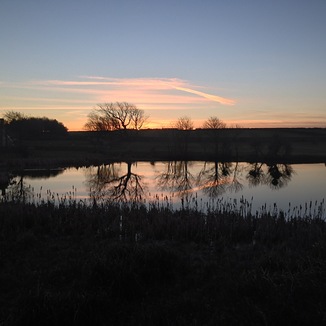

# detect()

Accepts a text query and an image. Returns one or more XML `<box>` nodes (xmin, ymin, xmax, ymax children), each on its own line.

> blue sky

<box><xmin>1</xmin><ymin>0</ymin><xmax>325</xmax><ymax>130</ymax></box>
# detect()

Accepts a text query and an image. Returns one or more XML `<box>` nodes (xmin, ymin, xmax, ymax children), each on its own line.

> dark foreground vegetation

<box><xmin>1</xmin><ymin>198</ymin><xmax>326</xmax><ymax>325</ymax></box>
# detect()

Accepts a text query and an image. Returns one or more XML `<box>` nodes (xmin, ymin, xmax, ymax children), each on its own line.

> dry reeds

<box><xmin>1</xmin><ymin>193</ymin><xmax>326</xmax><ymax>325</ymax></box>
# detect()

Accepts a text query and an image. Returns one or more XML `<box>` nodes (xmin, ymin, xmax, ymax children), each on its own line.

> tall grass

<box><xmin>1</xmin><ymin>189</ymin><xmax>325</xmax><ymax>243</ymax></box>
<box><xmin>1</xmin><ymin>194</ymin><xmax>326</xmax><ymax>325</ymax></box>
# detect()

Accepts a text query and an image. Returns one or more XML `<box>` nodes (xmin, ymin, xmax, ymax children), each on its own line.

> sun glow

<box><xmin>1</xmin><ymin>76</ymin><xmax>237</xmax><ymax>130</ymax></box>
<box><xmin>12</xmin><ymin>78</ymin><xmax>325</xmax><ymax>130</ymax></box>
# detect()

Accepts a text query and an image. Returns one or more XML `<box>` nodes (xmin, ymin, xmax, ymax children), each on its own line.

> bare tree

<box><xmin>175</xmin><ymin>116</ymin><xmax>194</xmax><ymax>130</ymax></box>
<box><xmin>203</xmin><ymin>116</ymin><xmax>226</xmax><ymax>129</ymax></box>
<box><xmin>84</xmin><ymin>111</ymin><xmax>118</xmax><ymax>131</ymax></box>
<box><xmin>229</xmin><ymin>123</ymin><xmax>242</xmax><ymax>129</ymax></box>
<box><xmin>84</xmin><ymin>102</ymin><xmax>148</xmax><ymax>131</ymax></box>
<box><xmin>2</xmin><ymin>111</ymin><xmax>27</xmax><ymax>124</ymax></box>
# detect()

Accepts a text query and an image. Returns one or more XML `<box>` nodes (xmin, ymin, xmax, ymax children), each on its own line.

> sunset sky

<box><xmin>1</xmin><ymin>0</ymin><xmax>325</xmax><ymax>130</ymax></box>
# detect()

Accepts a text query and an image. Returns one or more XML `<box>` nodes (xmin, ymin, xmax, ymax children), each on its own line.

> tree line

<box><xmin>1</xmin><ymin>102</ymin><xmax>229</xmax><ymax>139</ymax></box>
<box><xmin>84</xmin><ymin>102</ymin><xmax>228</xmax><ymax>131</ymax></box>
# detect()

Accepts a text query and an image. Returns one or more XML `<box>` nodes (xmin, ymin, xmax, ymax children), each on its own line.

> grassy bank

<box><xmin>1</xmin><ymin>199</ymin><xmax>326</xmax><ymax>325</ymax></box>
<box><xmin>1</xmin><ymin>128</ymin><xmax>326</xmax><ymax>169</ymax></box>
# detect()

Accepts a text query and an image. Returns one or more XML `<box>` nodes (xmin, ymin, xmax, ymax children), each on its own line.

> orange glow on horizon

<box><xmin>66</xmin><ymin>118</ymin><xmax>326</xmax><ymax>132</ymax></box>
<box><xmin>2</xmin><ymin>77</ymin><xmax>325</xmax><ymax>131</ymax></box>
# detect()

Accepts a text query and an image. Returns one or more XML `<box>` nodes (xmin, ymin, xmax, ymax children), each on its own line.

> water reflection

<box><xmin>196</xmin><ymin>161</ymin><xmax>242</xmax><ymax>198</ymax></box>
<box><xmin>85</xmin><ymin>162</ymin><xmax>145</xmax><ymax>202</ymax></box>
<box><xmin>246</xmin><ymin>163</ymin><xmax>293</xmax><ymax>189</ymax></box>
<box><xmin>83</xmin><ymin>160</ymin><xmax>295</xmax><ymax>203</ymax></box>
<box><xmin>0</xmin><ymin>168</ymin><xmax>64</xmax><ymax>200</ymax></box>
<box><xmin>156</xmin><ymin>161</ymin><xmax>196</xmax><ymax>196</ymax></box>
<box><xmin>0</xmin><ymin>161</ymin><xmax>302</xmax><ymax>204</ymax></box>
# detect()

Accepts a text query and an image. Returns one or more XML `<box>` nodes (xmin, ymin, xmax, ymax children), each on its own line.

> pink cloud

<box><xmin>31</xmin><ymin>76</ymin><xmax>236</xmax><ymax>106</ymax></box>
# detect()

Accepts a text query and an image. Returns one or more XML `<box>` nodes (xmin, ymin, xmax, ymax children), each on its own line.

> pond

<box><xmin>1</xmin><ymin>161</ymin><xmax>326</xmax><ymax>217</ymax></box>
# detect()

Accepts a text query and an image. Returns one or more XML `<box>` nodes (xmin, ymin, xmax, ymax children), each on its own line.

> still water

<box><xmin>2</xmin><ymin>161</ymin><xmax>326</xmax><ymax>217</ymax></box>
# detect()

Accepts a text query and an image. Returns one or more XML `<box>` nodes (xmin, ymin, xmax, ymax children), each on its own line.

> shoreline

<box><xmin>1</xmin><ymin>128</ymin><xmax>326</xmax><ymax>169</ymax></box>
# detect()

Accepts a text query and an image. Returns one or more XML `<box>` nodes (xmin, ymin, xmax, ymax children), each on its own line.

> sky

<box><xmin>1</xmin><ymin>0</ymin><xmax>326</xmax><ymax>131</ymax></box>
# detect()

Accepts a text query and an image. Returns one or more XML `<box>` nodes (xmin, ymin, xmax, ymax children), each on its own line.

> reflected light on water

<box><xmin>2</xmin><ymin>162</ymin><xmax>325</xmax><ymax>217</ymax></box>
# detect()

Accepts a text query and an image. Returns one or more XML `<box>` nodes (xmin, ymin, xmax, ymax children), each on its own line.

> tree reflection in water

<box><xmin>157</xmin><ymin>161</ymin><xmax>293</xmax><ymax>201</ymax></box>
<box><xmin>196</xmin><ymin>161</ymin><xmax>231</xmax><ymax>197</ymax></box>
<box><xmin>1</xmin><ymin>161</ymin><xmax>295</xmax><ymax>205</ymax></box>
<box><xmin>228</xmin><ymin>161</ymin><xmax>244</xmax><ymax>193</ymax></box>
<box><xmin>156</xmin><ymin>161</ymin><xmax>196</xmax><ymax>197</ymax></box>
<box><xmin>85</xmin><ymin>162</ymin><xmax>145</xmax><ymax>202</ymax></box>
<box><xmin>247</xmin><ymin>162</ymin><xmax>265</xmax><ymax>187</ymax></box>
<box><xmin>1</xmin><ymin>169</ymin><xmax>64</xmax><ymax>201</ymax></box>
<box><xmin>247</xmin><ymin>163</ymin><xmax>293</xmax><ymax>189</ymax></box>
<box><xmin>267</xmin><ymin>164</ymin><xmax>293</xmax><ymax>189</ymax></box>
<box><xmin>2</xmin><ymin>175</ymin><xmax>32</xmax><ymax>201</ymax></box>
<box><xmin>197</xmin><ymin>161</ymin><xmax>243</xmax><ymax>198</ymax></box>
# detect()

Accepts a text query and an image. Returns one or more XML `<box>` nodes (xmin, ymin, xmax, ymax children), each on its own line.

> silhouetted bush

<box><xmin>7</xmin><ymin>117</ymin><xmax>67</xmax><ymax>140</ymax></box>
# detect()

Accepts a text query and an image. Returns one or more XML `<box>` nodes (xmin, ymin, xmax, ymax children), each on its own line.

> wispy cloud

<box><xmin>173</xmin><ymin>86</ymin><xmax>235</xmax><ymax>105</ymax></box>
<box><xmin>28</xmin><ymin>76</ymin><xmax>236</xmax><ymax>106</ymax></box>
<box><xmin>0</xmin><ymin>76</ymin><xmax>236</xmax><ymax>130</ymax></box>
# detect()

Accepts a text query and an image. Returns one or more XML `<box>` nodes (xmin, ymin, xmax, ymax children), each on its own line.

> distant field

<box><xmin>1</xmin><ymin>128</ymin><xmax>326</xmax><ymax>168</ymax></box>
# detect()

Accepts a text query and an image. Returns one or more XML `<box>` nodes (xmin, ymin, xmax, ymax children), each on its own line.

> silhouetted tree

<box><xmin>174</xmin><ymin>116</ymin><xmax>194</xmax><ymax>130</ymax></box>
<box><xmin>84</xmin><ymin>111</ymin><xmax>118</xmax><ymax>131</ymax></box>
<box><xmin>203</xmin><ymin>116</ymin><xmax>226</xmax><ymax>129</ymax></box>
<box><xmin>2</xmin><ymin>111</ymin><xmax>26</xmax><ymax>123</ymax></box>
<box><xmin>84</xmin><ymin>102</ymin><xmax>148</xmax><ymax>131</ymax></box>
<box><xmin>2</xmin><ymin>111</ymin><xmax>67</xmax><ymax>139</ymax></box>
